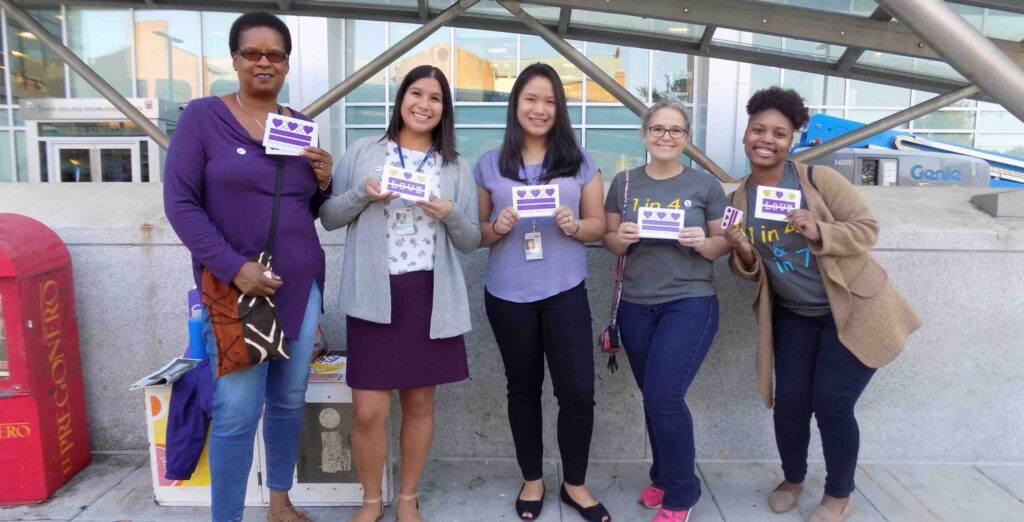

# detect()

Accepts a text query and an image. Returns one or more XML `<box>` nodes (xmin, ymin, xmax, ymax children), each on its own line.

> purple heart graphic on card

<box><xmin>403</xmin><ymin>171</ymin><xmax>413</xmax><ymax>180</ymax></box>
<box><xmin>643</xmin><ymin>211</ymin><xmax>653</xmax><ymax>219</ymax></box>
<box><xmin>303</xmin><ymin>125</ymin><xmax>314</xmax><ymax>134</ymax></box>
<box><xmin>670</xmin><ymin>213</ymin><xmax>680</xmax><ymax>220</ymax></box>
<box><xmin>264</xmin><ymin>113</ymin><xmax>318</xmax><ymax>151</ymax></box>
<box><xmin>384</xmin><ymin>166</ymin><xmax>428</xmax><ymax>200</ymax></box>
<box><xmin>657</xmin><ymin>212</ymin><xmax>666</xmax><ymax>220</ymax></box>
<box><xmin>272</xmin><ymin>118</ymin><xmax>283</xmax><ymax>128</ymax></box>
<box><xmin>287</xmin><ymin>122</ymin><xmax>298</xmax><ymax>131</ymax></box>
<box><xmin>513</xmin><ymin>184</ymin><xmax>560</xmax><ymax>217</ymax></box>
<box><xmin>721</xmin><ymin>206</ymin><xmax>744</xmax><ymax>229</ymax></box>
<box><xmin>638</xmin><ymin>205</ymin><xmax>684</xmax><ymax>239</ymax></box>
<box><xmin>755</xmin><ymin>186</ymin><xmax>801</xmax><ymax>221</ymax></box>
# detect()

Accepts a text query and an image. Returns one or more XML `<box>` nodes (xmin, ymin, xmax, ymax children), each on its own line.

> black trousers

<box><xmin>484</xmin><ymin>282</ymin><xmax>595</xmax><ymax>486</ymax></box>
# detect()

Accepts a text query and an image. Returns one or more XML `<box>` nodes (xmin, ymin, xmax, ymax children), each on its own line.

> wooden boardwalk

<box><xmin>2</xmin><ymin>454</ymin><xmax>1022</xmax><ymax>521</ymax></box>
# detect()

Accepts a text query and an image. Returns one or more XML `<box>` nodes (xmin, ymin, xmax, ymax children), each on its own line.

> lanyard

<box><xmin>398</xmin><ymin>144</ymin><xmax>436</xmax><ymax>173</ymax></box>
<box><xmin>520</xmin><ymin>164</ymin><xmax>544</xmax><ymax>231</ymax></box>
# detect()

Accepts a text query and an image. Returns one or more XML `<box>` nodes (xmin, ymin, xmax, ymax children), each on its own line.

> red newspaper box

<box><xmin>0</xmin><ymin>213</ymin><xmax>91</xmax><ymax>505</ymax></box>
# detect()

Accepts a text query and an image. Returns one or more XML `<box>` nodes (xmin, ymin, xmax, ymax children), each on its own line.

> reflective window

<box><xmin>389</xmin><ymin>23</ymin><xmax>451</xmax><ymax>94</ymax></box>
<box><xmin>782</xmin><ymin>71</ymin><xmax>829</xmax><ymax>106</ymax></box>
<box><xmin>984</xmin><ymin>9</ymin><xmax>1024</xmax><ymax>41</ymax></box>
<box><xmin>916</xmin><ymin>133</ymin><xmax>973</xmax><ymax>148</ymax></box>
<box><xmin>585</xmin><ymin>129</ymin><xmax>647</xmax><ymax>181</ymax></box>
<box><xmin>345</xmin><ymin>19</ymin><xmax>387</xmax><ymax>102</ymax></box>
<box><xmin>134</xmin><ymin>11</ymin><xmax>201</xmax><ymax>102</ymax></box>
<box><xmin>454</xmin><ymin>106</ymin><xmax>506</xmax><ymax>125</ymax></box>
<box><xmin>652</xmin><ymin>51</ymin><xmax>692</xmax><ymax>102</ymax></box>
<box><xmin>520</xmin><ymin>36</ymin><xmax>583</xmax><ymax>102</ymax></box>
<box><xmin>0</xmin><ymin>131</ymin><xmax>11</xmax><ymax>182</ymax></box>
<box><xmin>974</xmin><ymin>134</ymin><xmax>1024</xmax><ymax>157</ymax></box>
<box><xmin>0</xmin><ymin>21</ymin><xmax>6</xmax><ymax>105</ymax></box>
<box><xmin>848</xmin><ymin>80</ymin><xmax>910</xmax><ymax>107</ymax></box>
<box><xmin>750</xmin><ymin>65</ymin><xmax>781</xmax><ymax>93</ymax></box>
<box><xmin>977</xmin><ymin>112</ymin><xmax>1024</xmax><ymax>132</ymax></box>
<box><xmin>912</xmin><ymin>111</ymin><xmax>976</xmax><ymax>131</ymax></box>
<box><xmin>346</xmin><ymin>128</ymin><xmax>383</xmax><ymax>148</ymax></box>
<box><xmin>7</xmin><ymin>8</ymin><xmax>65</xmax><ymax>101</ymax></box>
<box><xmin>67</xmin><ymin>8</ymin><xmax>133</xmax><ymax>98</ymax></box>
<box><xmin>14</xmin><ymin>133</ymin><xmax>27</xmax><ymax>182</ymax></box>
<box><xmin>585</xmin><ymin>43</ymin><xmax>648</xmax><ymax>103</ymax></box>
<box><xmin>847</xmin><ymin>109</ymin><xmax>906</xmax><ymax>128</ymax></box>
<box><xmin>453</xmin><ymin>29</ymin><xmax>515</xmax><ymax>102</ymax></box>
<box><xmin>346</xmin><ymin>106</ymin><xmax>387</xmax><ymax>125</ymax></box>
<box><xmin>586</xmin><ymin>106</ymin><xmax>640</xmax><ymax>126</ymax></box>
<box><xmin>456</xmin><ymin>128</ymin><xmax>503</xmax><ymax>161</ymax></box>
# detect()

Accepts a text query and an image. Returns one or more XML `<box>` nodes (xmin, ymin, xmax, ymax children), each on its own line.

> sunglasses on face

<box><xmin>235</xmin><ymin>48</ymin><xmax>288</xmax><ymax>63</ymax></box>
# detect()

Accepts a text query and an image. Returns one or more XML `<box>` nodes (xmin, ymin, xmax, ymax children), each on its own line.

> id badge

<box><xmin>394</xmin><ymin>207</ymin><xmax>416</xmax><ymax>236</ymax></box>
<box><xmin>524</xmin><ymin>231</ymin><xmax>544</xmax><ymax>261</ymax></box>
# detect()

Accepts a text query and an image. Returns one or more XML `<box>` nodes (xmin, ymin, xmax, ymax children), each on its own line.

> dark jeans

<box><xmin>618</xmin><ymin>295</ymin><xmax>719</xmax><ymax>511</ymax></box>
<box><xmin>772</xmin><ymin>304</ymin><xmax>876</xmax><ymax>499</ymax></box>
<box><xmin>484</xmin><ymin>282</ymin><xmax>595</xmax><ymax>486</ymax></box>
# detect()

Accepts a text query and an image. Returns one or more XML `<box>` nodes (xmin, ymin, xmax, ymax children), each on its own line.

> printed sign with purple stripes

<box><xmin>512</xmin><ymin>184</ymin><xmax>560</xmax><ymax>218</ymax></box>
<box><xmin>262</xmin><ymin>113</ymin><xmax>319</xmax><ymax>156</ymax></box>
<box><xmin>637</xmin><ymin>206</ymin><xmax>685</xmax><ymax>240</ymax></box>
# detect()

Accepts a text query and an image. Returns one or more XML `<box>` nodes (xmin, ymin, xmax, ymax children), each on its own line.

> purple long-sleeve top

<box><xmin>163</xmin><ymin>96</ymin><xmax>329</xmax><ymax>338</ymax></box>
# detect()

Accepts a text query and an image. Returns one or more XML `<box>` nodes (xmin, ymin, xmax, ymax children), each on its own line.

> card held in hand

<box><xmin>637</xmin><ymin>206</ymin><xmax>685</xmax><ymax>240</ymax></box>
<box><xmin>512</xmin><ymin>184</ymin><xmax>560</xmax><ymax>218</ymax></box>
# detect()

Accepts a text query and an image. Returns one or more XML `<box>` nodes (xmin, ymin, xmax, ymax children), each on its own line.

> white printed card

<box><xmin>382</xmin><ymin>165</ymin><xmax>432</xmax><ymax>202</ymax></box>
<box><xmin>262</xmin><ymin>113</ymin><xmax>318</xmax><ymax>154</ymax></box>
<box><xmin>721</xmin><ymin>206</ymin><xmax>744</xmax><ymax>229</ymax></box>
<box><xmin>512</xmin><ymin>184</ymin><xmax>560</xmax><ymax>218</ymax></box>
<box><xmin>637</xmin><ymin>206</ymin><xmax>685</xmax><ymax>240</ymax></box>
<box><xmin>754</xmin><ymin>187</ymin><xmax>801</xmax><ymax>222</ymax></box>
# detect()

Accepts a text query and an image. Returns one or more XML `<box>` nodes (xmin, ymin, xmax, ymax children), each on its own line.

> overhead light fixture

<box><xmin>11</xmin><ymin>50</ymin><xmax>27</xmax><ymax>58</ymax></box>
<box><xmin>668</xmin><ymin>27</ymin><xmax>689</xmax><ymax>33</ymax></box>
<box><xmin>487</xmin><ymin>47</ymin><xmax>508</xmax><ymax>54</ymax></box>
<box><xmin>17</xmin><ymin>31</ymin><xmax>36</xmax><ymax>39</ymax></box>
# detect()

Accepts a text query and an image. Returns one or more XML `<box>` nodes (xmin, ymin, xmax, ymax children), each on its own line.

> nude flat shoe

<box><xmin>807</xmin><ymin>498</ymin><xmax>853</xmax><ymax>522</ymax></box>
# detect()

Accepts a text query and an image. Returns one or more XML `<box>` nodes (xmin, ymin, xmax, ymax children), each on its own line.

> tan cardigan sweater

<box><xmin>729</xmin><ymin>162</ymin><xmax>921</xmax><ymax>408</ymax></box>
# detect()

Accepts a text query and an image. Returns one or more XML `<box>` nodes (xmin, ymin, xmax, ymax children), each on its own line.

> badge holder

<box><xmin>394</xmin><ymin>206</ymin><xmax>416</xmax><ymax>236</ymax></box>
<box><xmin>524</xmin><ymin>220</ymin><xmax>544</xmax><ymax>261</ymax></box>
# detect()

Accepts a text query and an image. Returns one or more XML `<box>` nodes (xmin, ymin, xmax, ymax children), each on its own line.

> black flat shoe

<box><xmin>560</xmin><ymin>484</ymin><xmax>611</xmax><ymax>522</ymax></box>
<box><xmin>516</xmin><ymin>482</ymin><xmax>545</xmax><ymax>520</ymax></box>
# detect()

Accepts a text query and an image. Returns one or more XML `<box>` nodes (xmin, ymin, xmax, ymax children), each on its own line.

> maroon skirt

<box><xmin>346</xmin><ymin>270</ymin><xmax>469</xmax><ymax>390</ymax></box>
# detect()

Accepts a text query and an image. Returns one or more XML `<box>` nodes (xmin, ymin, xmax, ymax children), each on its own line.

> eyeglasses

<box><xmin>647</xmin><ymin>126</ymin><xmax>690</xmax><ymax>139</ymax></box>
<box><xmin>235</xmin><ymin>48</ymin><xmax>288</xmax><ymax>63</ymax></box>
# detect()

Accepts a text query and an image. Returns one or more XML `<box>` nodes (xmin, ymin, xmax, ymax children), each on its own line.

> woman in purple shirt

<box><xmin>474</xmin><ymin>63</ymin><xmax>610</xmax><ymax>522</ymax></box>
<box><xmin>163</xmin><ymin>12</ymin><xmax>332</xmax><ymax>522</ymax></box>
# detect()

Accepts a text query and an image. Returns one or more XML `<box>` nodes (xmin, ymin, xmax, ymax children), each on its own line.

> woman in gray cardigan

<box><xmin>320</xmin><ymin>65</ymin><xmax>479</xmax><ymax>522</ymax></box>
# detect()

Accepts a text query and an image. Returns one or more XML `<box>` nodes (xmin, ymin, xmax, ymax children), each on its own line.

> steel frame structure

<box><xmin>4</xmin><ymin>0</ymin><xmax>1023</xmax><ymax>174</ymax></box>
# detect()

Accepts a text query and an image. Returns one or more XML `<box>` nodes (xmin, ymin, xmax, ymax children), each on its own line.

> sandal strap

<box><xmin>398</xmin><ymin>492</ymin><xmax>419</xmax><ymax>500</ymax></box>
<box><xmin>267</xmin><ymin>506</ymin><xmax>312</xmax><ymax>521</ymax></box>
<box><xmin>363</xmin><ymin>497</ymin><xmax>383</xmax><ymax>504</ymax></box>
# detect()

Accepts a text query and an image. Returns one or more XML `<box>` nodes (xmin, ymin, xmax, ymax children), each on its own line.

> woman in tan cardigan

<box><xmin>724</xmin><ymin>87</ymin><xmax>920</xmax><ymax>522</ymax></box>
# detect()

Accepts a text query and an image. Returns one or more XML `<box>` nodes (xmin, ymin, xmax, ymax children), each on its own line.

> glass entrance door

<box><xmin>49</xmin><ymin>142</ymin><xmax>141</xmax><ymax>183</ymax></box>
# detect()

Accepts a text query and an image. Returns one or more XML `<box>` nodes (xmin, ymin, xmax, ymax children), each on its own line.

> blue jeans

<box><xmin>772</xmin><ymin>305</ymin><xmax>875</xmax><ymax>499</ymax></box>
<box><xmin>202</xmin><ymin>283</ymin><xmax>321</xmax><ymax>522</ymax></box>
<box><xmin>617</xmin><ymin>295</ymin><xmax>719</xmax><ymax>511</ymax></box>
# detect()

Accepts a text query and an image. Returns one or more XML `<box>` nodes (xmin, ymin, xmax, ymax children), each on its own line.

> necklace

<box><xmin>235</xmin><ymin>92</ymin><xmax>268</xmax><ymax>131</ymax></box>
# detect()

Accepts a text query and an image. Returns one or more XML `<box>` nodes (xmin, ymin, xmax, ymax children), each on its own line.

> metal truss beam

<box><xmin>876</xmin><ymin>0</ymin><xmax>1024</xmax><ymax>122</ymax></box>
<box><xmin>791</xmin><ymin>84</ymin><xmax>981</xmax><ymax>163</ymax></box>
<box><xmin>496</xmin><ymin>0</ymin><xmax>735</xmax><ymax>183</ymax></box>
<box><xmin>525</xmin><ymin>0</ymin><xmax>1024</xmax><ymax>68</ymax></box>
<box><xmin>302</xmin><ymin>0</ymin><xmax>478</xmax><ymax>117</ymax></box>
<box><xmin>835</xmin><ymin>7</ymin><xmax>893</xmax><ymax>74</ymax></box>
<box><xmin>0</xmin><ymin>0</ymin><xmax>171</xmax><ymax>149</ymax></box>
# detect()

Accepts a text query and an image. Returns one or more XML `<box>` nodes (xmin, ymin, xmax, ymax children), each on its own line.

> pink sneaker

<box><xmin>637</xmin><ymin>485</ymin><xmax>664</xmax><ymax>509</ymax></box>
<box><xmin>652</xmin><ymin>507</ymin><xmax>691</xmax><ymax>522</ymax></box>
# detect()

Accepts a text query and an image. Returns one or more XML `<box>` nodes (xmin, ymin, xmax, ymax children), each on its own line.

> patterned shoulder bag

<box><xmin>597</xmin><ymin>169</ymin><xmax>631</xmax><ymax>373</ymax></box>
<box><xmin>201</xmin><ymin>158</ymin><xmax>290</xmax><ymax>377</ymax></box>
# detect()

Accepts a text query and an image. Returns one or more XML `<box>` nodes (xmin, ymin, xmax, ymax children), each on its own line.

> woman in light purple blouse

<box><xmin>163</xmin><ymin>12</ymin><xmax>332</xmax><ymax>522</ymax></box>
<box><xmin>474</xmin><ymin>63</ymin><xmax>610</xmax><ymax>522</ymax></box>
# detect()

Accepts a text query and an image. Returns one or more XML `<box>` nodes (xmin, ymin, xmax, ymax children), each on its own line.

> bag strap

<box><xmin>265</xmin><ymin>158</ymin><xmax>285</xmax><ymax>255</ymax></box>
<box><xmin>808</xmin><ymin>164</ymin><xmax>817</xmax><ymax>191</ymax></box>
<box><xmin>607</xmin><ymin>169</ymin><xmax>632</xmax><ymax>327</ymax></box>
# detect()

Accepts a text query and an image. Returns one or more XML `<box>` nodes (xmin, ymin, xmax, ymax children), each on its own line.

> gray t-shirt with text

<box><xmin>744</xmin><ymin>163</ymin><xmax>830</xmax><ymax>316</ymax></box>
<box><xmin>605</xmin><ymin>166</ymin><xmax>727</xmax><ymax>305</ymax></box>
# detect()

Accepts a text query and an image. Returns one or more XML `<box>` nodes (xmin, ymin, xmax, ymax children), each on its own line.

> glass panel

<box><xmin>912</xmin><ymin>111</ymin><xmax>975</xmax><ymax>130</ymax></box>
<box><xmin>651</xmin><ymin>51</ymin><xmax>692</xmax><ymax>102</ymax></box>
<box><xmin>59</xmin><ymin>148</ymin><xmax>92</xmax><ymax>182</ymax></box>
<box><xmin>346</xmin><ymin>106</ymin><xmax>386</xmax><ymax>125</ymax></box>
<box><xmin>857</xmin><ymin>52</ymin><xmax>965</xmax><ymax>81</ymax></box>
<box><xmin>389</xmin><ymin>24</ymin><xmax>451</xmax><ymax>92</ymax></box>
<box><xmin>12</xmin><ymin>110</ymin><xmax>23</xmax><ymax>127</ymax></box>
<box><xmin>100</xmin><ymin>148</ymin><xmax>132</xmax><ymax>182</ymax></box>
<box><xmin>520</xmin><ymin>36</ymin><xmax>583</xmax><ymax>102</ymax></box>
<box><xmin>572</xmin><ymin>9</ymin><xmax>704</xmax><ymax>39</ymax></box>
<box><xmin>67</xmin><ymin>8</ymin><xmax>133</xmax><ymax>98</ymax></box>
<box><xmin>345</xmin><ymin>19</ymin><xmax>386</xmax><ymax>102</ymax></box>
<box><xmin>466</xmin><ymin>2</ymin><xmax>560</xmax><ymax>22</ymax></box>
<box><xmin>783</xmin><ymin>70</ymin><xmax>828</xmax><ymax>106</ymax></box>
<box><xmin>974</xmin><ymin>133</ymin><xmax>1024</xmax><ymax>157</ymax></box>
<box><xmin>760</xmin><ymin>0</ymin><xmax>865</xmax><ymax>14</ymax></box>
<box><xmin>0</xmin><ymin>22</ymin><xmax>6</xmax><ymax>104</ymax></box>
<box><xmin>585</xmin><ymin>43</ymin><xmax>648</xmax><ymax>103</ymax></box>
<box><xmin>751</xmin><ymin>65</ymin><xmax>781</xmax><ymax>92</ymax></box>
<box><xmin>140</xmin><ymin>140</ymin><xmax>150</xmax><ymax>182</ymax></box>
<box><xmin>14</xmin><ymin>132</ymin><xmax>26</xmax><ymax>182</ymax></box>
<box><xmin>456</xmin><ymin>128</ymin><xmax>503</xmax><ymax>161</ymax></box>
<box><xmin>825</xmin><ymin>77</ymin><xmax>845</xmax><ymax>106</ymax></box>
<box><xmin>0</xmin><ymin>131</ymin><xmax>11</xmax><ymax>182</ymax></box>
<box><xmin>453</xmin><ymin>105</ymin><xmax>505</xmax><ymax>125</ymax></box>
<box><xmin>915</xmin><ymin>132</ymin><xmax>973</xmax><ymax>147</ymax></box>
<box><xmin>913</xmin><ymin>90</ymin><xmax>974</xmax><ymax>107</ymax></box>
<box><xmin>983</xmin><ymin>9</ymin><xmax>1024</xmax><ymax>41</ymax></box>
<box><xmin>7</xmin><ymin>9</ymin><xmax>65</xmax><ymax>101</ymax></box>
<box><xmin>847</xmin><ymin>109</ymin><xmax>910</xmax><ymax>130</ymax></box>
<box><xmin>0</xmin><ymin>110</ymin><xmax>8</xmax><ymax>127</ymax></box>
<box><xmin>453</xmin><ymin>28</ymin><xmax>515</xmax><ymax>102</ymax></box>
<box><xmin>346</xmin><ymin>128</ymin><xmax>383</xmax><ymax>147</ymax></box>
<box><xmin>848</xmin><ymin>80</ymin><xmax>911</xmax><ymax>107</ymax></box>
<box><xmin>134</xmin><ymin>11</ymin><xmax>202</xmax><ymax>103</ymax></box>
<box><xmin>721</xmin><ymin>32</ymin><xmax>845</xmax><ymax>61</ymax></box>
<box><xmin>586</xmin><ymin>106</ymin><xmax>641</xmax><ymax>126</ymax></box>
<box><xmin>568</xmin><ymin>106</ymin><xmax>582</xmax><ymax>126</ymax></box>
<box><xmin>977</xmin><ymin>112</ymin><xmax>1024</xmax><ymax>132</ymax></box>
<box><xmin>585</xmin><ymin>129</ymin><xmax>647</xmax><ymax>181</ymax></box>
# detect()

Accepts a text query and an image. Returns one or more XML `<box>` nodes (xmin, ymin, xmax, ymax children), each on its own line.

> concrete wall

<box><xmin>1</xmin><ymin>184</ymin><xmax>1022</xmax><ymax>463</ymax></box>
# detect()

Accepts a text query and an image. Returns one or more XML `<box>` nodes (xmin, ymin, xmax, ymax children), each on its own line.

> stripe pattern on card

<box><xmin>382</xmin><ymin>165</ymin><xmax>431</xmax><ymax>202</ymax></box>
<box><xmin>754</xmin><ymin>187</ymin><xmax>801</xmax><ymax>222</ymax></box>
<box><xmin>513</xmin><ymin>184</ymin><xmax>560</xmax><ymax>218</ymax></box>
<box><xmin>638</xmin><ymin>206</ymin><xmax>684</xmax><ymax>240</ymax></box>
<box><xmin>721</xmin><ymin>206</ymin><xmax>744</xmax><ymax>229</ymax></box>
<box><xmin>262</xmin><ymin>113</ymin><xmax>318</xmax><ymax>155</ymax></box>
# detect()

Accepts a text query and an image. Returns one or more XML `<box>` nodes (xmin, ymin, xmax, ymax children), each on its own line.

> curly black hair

<box><xmin>746</xmin><ymin>87</ymin><xmax>809</xmax><ymax>130</ymax></box>
<box><xmin>229</xmin><ymin>11</ymin><xmax>292</xmax><ymax>56</ymax></box>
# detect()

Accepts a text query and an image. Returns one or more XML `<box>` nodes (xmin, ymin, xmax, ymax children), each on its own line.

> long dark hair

<box><xmin>385</xmin><ymin>65</ymin><xmax>458</xmax><ymax>165</ymax></box>
<box><xmin>498</xmin><ymin>63</ymin><xmax>582</xmax><ymax>182</ymax></box>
